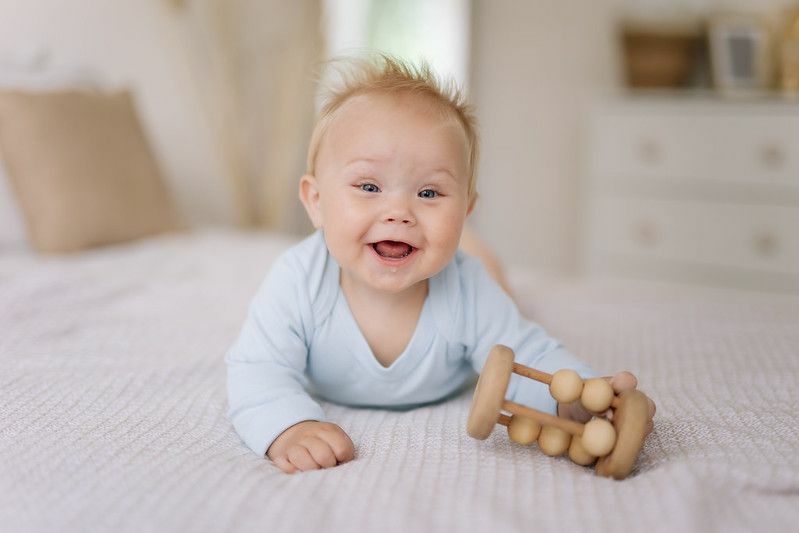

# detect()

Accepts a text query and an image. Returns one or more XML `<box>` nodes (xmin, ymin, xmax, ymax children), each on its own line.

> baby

<box><xmin>226</xmin><ymin>55</ymin><xmax>654</xmax><ymax>473</ymax></box>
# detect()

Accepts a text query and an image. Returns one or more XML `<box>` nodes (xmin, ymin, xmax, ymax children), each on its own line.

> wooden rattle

<box><xmin>467</xmin><ymin>345</ymin><xmax>650</xmax><ymax>479</ymax></box>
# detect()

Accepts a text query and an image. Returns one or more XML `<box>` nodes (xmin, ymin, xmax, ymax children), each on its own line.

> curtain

<box><xmin>169</xmin><ymin>0</ymin><xmax>322</xmax><ymax>232</ymax></box>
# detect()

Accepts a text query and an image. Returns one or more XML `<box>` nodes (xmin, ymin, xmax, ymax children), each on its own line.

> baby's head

<box><xmin>299</xmin><ymin>54</ymin><xmax>479</xmax><ymax>294</ymax></box>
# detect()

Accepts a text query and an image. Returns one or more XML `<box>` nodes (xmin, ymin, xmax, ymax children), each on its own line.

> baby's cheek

<box><xmin>422</xmin><ymin>207</ymin><xmax>465</xmax><ymax>257</ymax></box>
<box><xmin>439</xmin><ymin>217</ymin><xmax>466</xmax><ymax>250</ymax></box>
<box><xmin>429</xmin><ymin>236</ymin><xmax>462</xmax><ymax>274</ymax></box>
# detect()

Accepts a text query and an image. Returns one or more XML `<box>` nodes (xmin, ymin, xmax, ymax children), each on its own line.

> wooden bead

<box><xmin>581</xmin><ymin>418</ymin><xmax>616</xmax><ymax>457</ymax></box>
<box><xmin>549</xmin><ymin>369</ymin><xmax>583</xmax><ymax>403</ymax></box>
<box><xmin>507</xmin><ymin>415</ymin><xmax>541</xmax><ymax>445</ymax></box>
<box><xmin>580</xmin><ymin>378</ymin><xmax>614</xmax><ymax>412</ymax></box>
<box><xmin>568</xmin><ymin>435</ymin><xmax>597</xmax><ymax>466</ymax></box>
<box><xmin>538</xmin><ymin>425</ymin><xmax>572</xmax><ymax>456</ymax></box>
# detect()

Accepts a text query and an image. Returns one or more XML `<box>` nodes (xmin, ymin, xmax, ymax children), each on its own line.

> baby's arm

<box><xmin>226</xmin><ymin>255</ymin><xmax>355</xmax><ymax>472</ymax></box>
<box><xmin>460</xmin><ymin>253</ymin><xmax>657</xmax><ymax>432</ymax></box>
<box><xmin>462</xmin><ymin>255</ymin><xmax>598</xmax><ymax>414</ymax></box>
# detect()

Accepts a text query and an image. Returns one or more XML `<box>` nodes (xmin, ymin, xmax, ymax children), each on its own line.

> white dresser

<box><xmin>582</xmin><ymin>94</ymin><xmax>799</xmax><ymax>293</ymax></box>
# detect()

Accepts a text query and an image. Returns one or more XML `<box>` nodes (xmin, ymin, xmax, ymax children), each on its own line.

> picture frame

<box><xmin>709</xmin><ymin>13</ymin><xmax>774</xmax><ymax>94</ymax></box>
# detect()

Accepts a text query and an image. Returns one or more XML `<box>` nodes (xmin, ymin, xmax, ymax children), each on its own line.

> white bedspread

<box><xmin>1</xmin><ymin>229</ymin><xmax>798</xmax><ymax>532</ymax></box>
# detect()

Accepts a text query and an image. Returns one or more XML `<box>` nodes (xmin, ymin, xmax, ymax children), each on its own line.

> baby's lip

<box><xmin>370</xmin><ymin>240</ymin><xmax>417</xmax><ymax>260</ymax></box>
<box><xmin>369</xmin><ymin>238</ymin><xmax>416</xmax><ymax>248</ymax></box>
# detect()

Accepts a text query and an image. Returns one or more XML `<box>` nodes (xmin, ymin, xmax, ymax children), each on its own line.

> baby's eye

<box><xmin>360</xmin><ymin>183</ymin><xmax>380</xmax><ymax>193</ymax></box>
<box><xmin>418</xmin><ymin>189</ymin><xmax>438</xmax><ymax>199</ymax></box>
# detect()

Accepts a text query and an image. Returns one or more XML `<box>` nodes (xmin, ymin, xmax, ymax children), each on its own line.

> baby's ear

<box><xmin>466</xmin><ymin>192</ymin><xmax>478</xmax><ymax>216</ymax></box>
<box><xmin>299</xmin><ymin>174</ymin><xmax>323</xmax><ymax>228</ymax></box>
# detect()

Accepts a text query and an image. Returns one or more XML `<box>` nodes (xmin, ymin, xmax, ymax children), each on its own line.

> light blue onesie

<box><xmin>226</xmin><ymin>231</ymin><xmax>597</xmax><ymax>456</ymax></box>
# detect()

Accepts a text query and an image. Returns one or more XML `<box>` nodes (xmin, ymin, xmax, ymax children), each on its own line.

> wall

<box><xmin>469</xmin><ymin>0</ymin><xmax>797</xmax><ymax>275</ymax></box>
<box><xmin>470</xmin><ymin>0</ymin><xmax>620</xmax><ymax>275</ymax></box>
<box><xmin>0</xmin><ymin>0</ymin><xmax>235</xmax><ymax>227</ymax></box>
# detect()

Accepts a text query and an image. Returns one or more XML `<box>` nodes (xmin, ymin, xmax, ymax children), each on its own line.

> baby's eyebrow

<box><xmin>341</xmin><ymin>158</ymin><xmax>462</xmax><ymax>182</ymax></box>
<box><xmin>343</xmin><ymin>157</ymin><xmax>383</xmax><ymax>168</ymax></box>
<box><xmin>429</xmin><ymin>167</ymin><xmax>459</xmax><ymax>182</ymax></box>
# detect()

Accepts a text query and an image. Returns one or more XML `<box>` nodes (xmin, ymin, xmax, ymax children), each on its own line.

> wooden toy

<box><xmin>467</xmin><ymin>345</ymin><xmax>651</xmax><ymax>479</ymax></box>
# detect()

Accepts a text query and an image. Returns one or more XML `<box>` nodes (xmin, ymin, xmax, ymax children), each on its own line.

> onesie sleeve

<box><xmin>461</xmin><ymin>256</ymin><xmax>598</xmax><ymax>415</ymax></box>
<box><xmin>225</xmin><ymin>253</ymin><xmax>326</xmax><ymax>456</ymax></box>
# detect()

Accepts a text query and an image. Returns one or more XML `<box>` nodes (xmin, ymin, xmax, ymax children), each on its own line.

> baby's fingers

<box><xmin>303</xmin><ymin>436</ymin><xmax>338</xmax><ymax>469</ymax></box>
<box><xmin>287</xmin><ymin>445</ymin><xmax>321</xmax><ymax>472</ymax></box>
<box><xmin>608</xmin><ymin>371</ymin><xmax>637</xmax><ymax>393</ymax></box>
<box><xmin>326</xmin><ymin>432</ymin><xmax>355</xmax><ymax>464</ymax></box>
<box><xmin>273</xmin><ymin>455</ymin><xmax>298</xmax><ymax>474</ymax></box>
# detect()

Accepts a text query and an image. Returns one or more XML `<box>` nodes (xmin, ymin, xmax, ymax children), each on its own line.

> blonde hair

<box><xmin>306</xmin><ymin>54</ymin><xmax>480</xmax><ymax>203</ymax></box>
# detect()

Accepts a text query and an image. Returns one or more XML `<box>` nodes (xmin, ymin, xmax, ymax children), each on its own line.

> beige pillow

<box><xmin>0</xmin><ymin>89</ymin><xmax>183</xmax><ymax>253</ymax></box>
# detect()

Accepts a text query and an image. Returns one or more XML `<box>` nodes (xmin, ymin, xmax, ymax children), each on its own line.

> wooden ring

<box><xmin>595</xmin><ymin>389</ymin><xmax>650</xmax><ymax>479</ymax></box>
<box><xmin>467</xmin><ymin>345</ymin><xmax>514</xmax><ymax>439</ymax></box>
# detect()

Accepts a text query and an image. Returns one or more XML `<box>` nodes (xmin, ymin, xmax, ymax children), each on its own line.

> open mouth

<box><xmin>371</xmin><ymin>240</ymin><xmax>415</xmax><ymax>260</ymax></box>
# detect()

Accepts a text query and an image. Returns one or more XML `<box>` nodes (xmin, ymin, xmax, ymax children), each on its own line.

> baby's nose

<box><xmin>383</xmin><ymin>194</ymin><xmax>416</xmax><ymax>225</ymax></box>
<box><xmin>385</xmin><ymin>215</ymin><xmax>413</xmax><ymax>224</ymax></box>
<box><xmin>384</xmin><ymin>201</ymin><xmax>415</xmax><ymax>225</ymax></box>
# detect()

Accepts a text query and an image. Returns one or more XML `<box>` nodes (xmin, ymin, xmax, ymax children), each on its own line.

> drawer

<box><xmin>589</xmin><ymin>107</ymin><xmax>799</xmax><ymax>186</ymax></box>
<box><xmin>586</xmin><ymin>196</ymin><xmax>799</xmax><ymax>276</ymax></box>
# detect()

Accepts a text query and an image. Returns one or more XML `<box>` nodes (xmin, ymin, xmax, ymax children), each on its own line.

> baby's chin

<box><xmin>362</xmin><ymin>262</ymin><xmax>452</xmax><ymax>294</ymax></box>
<box><xmin>361</xmin><ymin>273</ymin><xmax>428</xmax><ymax>295</ymax></box>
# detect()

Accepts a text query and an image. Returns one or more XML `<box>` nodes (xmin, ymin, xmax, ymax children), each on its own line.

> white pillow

<box><xmin>0</xmin><ymin>52</ymin><xmax>109</xmax><ymax>250</ymax></box>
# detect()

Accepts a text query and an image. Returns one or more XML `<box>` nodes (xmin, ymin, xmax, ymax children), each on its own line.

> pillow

<box><xmin>0</xmin><ymin>89</ymin><xmax>183</xmax><ymax>253</ymax></box>
<box><xmin>0</xmin><ymin>59</ymin><xmax>112</xmax><ymax>251</ymax></box>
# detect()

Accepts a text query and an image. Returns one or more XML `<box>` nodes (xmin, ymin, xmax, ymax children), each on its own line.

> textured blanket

<box><xmin>1</xmin><ymin>229</ymin><xmax>798</xmax><ymax>532</ymax></box>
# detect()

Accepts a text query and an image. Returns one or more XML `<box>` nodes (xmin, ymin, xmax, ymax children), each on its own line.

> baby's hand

<box><xmin>267</xmin><ymin>420</ymin><xmax>355</xmax><ymax>474</ymax></box>
<box><xmin>557</xmin><ymin>371</ymin><xmax>656</xmax><ymax>435</ymax></box>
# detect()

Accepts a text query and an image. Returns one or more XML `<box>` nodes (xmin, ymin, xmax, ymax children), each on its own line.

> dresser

<box><xmin>582</xmin><ymin>94</ymin><xmax>799</xmax><ymax>293</ymax></box>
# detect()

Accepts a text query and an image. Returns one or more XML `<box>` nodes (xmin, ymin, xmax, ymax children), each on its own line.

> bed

<box><xmin>1</xmin><ymin>229</ymin><xmax>798</xmax><ymax>532</ymax></box>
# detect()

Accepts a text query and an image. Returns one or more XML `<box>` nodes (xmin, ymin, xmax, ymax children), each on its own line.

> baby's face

<box><xmin>301</xmin><ymin>92</ymin><xmax>473</xmax><ymax>294</ymax></box>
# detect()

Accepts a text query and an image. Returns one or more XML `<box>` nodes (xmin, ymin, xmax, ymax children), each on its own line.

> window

<box><xmin>323</xmin><ymin>0</ymin><xmax>471</xmax><ymax>88</ymax></box>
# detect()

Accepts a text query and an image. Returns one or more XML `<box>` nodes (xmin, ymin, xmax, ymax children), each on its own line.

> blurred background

<box><xmin>0</xmin><ymin>0</ymin><xmax>797</xmax><ymax>293</ymax></box>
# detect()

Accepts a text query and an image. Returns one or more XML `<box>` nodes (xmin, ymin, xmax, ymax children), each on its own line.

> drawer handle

<box><xmin>752</xmin><ymin>231</ymin><xmax>779</xmax><ymax>257</ymax></box>
<box><xmin>632</xmin><ymin>220</ymin><xmax>659</xmax><ymax>247</ymax></box>
<box><xmin>638</xmin><ymin>138</ymin><xmax>662</xmax><ymax>165</ymax></box>
<box><xmin>760</xmin><ymin>144</ymin><xmax>785</xmax><ymax>171</ymax></box>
